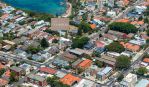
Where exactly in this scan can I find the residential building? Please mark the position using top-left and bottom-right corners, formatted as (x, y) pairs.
(120, 73), (137, 87)
(50, 18), (69, 31)
(96, 67), (113, 81)
(10, 66), (24, 77)
(77, 59), (92, 70)
(26, 74), (47, 87)
(0, 78), (8, 87)
(143, 58), (149, 64)
(75, 79), (96, 87)
(135, 79), (149, 87)
(19, 63), (32, 75)
(60, 74), (81, 86)
(39, 67), (57, 75)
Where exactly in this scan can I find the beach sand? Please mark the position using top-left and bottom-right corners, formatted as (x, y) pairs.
(62, 2), (72, 17)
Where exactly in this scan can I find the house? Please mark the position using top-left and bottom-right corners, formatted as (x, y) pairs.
(103, 34), (118, 41)
(3, 69), (11, 79)
(120, 42), (140, 52)
(77, 59), (92, 70)
(50, 18), (69, 31)
(96, 67), (113, 81)
(60, 74), (81, 86)
(72, 59), (83, 68)
(107, 52), (120, 58)
(116, 18), (129, 23)
(2, 40), (15, 46)
(143, 58), (149, 64)
(52, 58), (69, 67)
(19, 63), (32, 75)
(0, 78), (8, 87)
(106, 11), (116, 17)
(84, 42), (94, 50)
(74, 48), (93, 56)
(135, 6), (147, 14)
(108, 30), (127, 39)
(60, 52), (78, 62)
(10, 66), (24, 77)
(135, 79), (149, 87)
(129, 39), (146, 46)
(69, 49), (84, 57)
(39, 67), (57, 75)
(120, 73), (137, 87)
(0, 63), (5, 70)
(75, 79), (96, 87)
(26, 74), (47, 87)
(95, 40), (105, 48)
(97, 55), (116, 67)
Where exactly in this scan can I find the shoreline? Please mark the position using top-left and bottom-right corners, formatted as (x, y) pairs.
(62, 2), (72, 17)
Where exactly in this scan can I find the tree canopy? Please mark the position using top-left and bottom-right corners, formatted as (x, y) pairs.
(40, 38), (49, 48)
(108, 22), (137, 34)
(78, 21), (91, 35)
(146, 29), (149, 36)
(137, 67), (147, 75)
(26, 45), (42, 54)
(46, 76), (70, 87)
(115, 55), (131, 70)
(105, 41), (125, 53)
(72, 37), (89, 48)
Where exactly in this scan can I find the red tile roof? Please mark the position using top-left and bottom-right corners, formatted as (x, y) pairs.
(143, 58), (149, 63)
(78, 59), (92, 68)
(120, 42), (140, 52)
(39, 67), (57, 74)
(95, 41), (105, 48)
(60, 74), (81, 86)
(0, 63), (4, 70)
(116, 19), (129, 23)
(4, 70), (11, 77)
(90, 24), (96, 29)
(0, 78), (8, 86)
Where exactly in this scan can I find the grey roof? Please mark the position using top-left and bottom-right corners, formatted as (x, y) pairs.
(10, 66), (23, 72)
(72, 59), (83, 67)
(27, 74), (46, 82)
(69, 49), (83, 55)
(97, 67), (112, 76)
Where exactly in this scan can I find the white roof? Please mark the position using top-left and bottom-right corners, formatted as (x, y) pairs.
(75, 79), (95, 87)
(123, 73), (137, 82)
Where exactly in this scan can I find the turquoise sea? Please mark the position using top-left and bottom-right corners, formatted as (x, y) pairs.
(2, 0), (67, 15)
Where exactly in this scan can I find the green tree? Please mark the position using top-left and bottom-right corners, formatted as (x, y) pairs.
(94, 60), (103, 68)
(137, 67), (147, 75)
(52, 39), (59, 43)
(117, 74), (124, 82)
(71, 37), (89, 48)
(115, 55), (131, 70)
(78, 21), (91, 34)
(146, 29), (149, 36)
(9, 71), (18, 83)
(46, 76), (70, 87)
(27, 45), (42, 54)
(105, 41), (125, 53)
(92, 51), (101, 57)
(0, 69), (5, 77)
(40, 38), (49, 48)
(144, 17), (149, 23)
(108, 22), (137, 34)
(138, 16), (143, 21)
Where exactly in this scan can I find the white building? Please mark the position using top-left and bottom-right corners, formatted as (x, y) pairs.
(120, 73), (137, 87)
(19, 63), (32, 74)
(96, 67), (113, 81)
(107, 11), (116, 17)
(135, 6), (147, 14)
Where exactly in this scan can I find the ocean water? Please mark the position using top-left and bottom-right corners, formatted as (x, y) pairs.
(2, 0), (67, 15)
